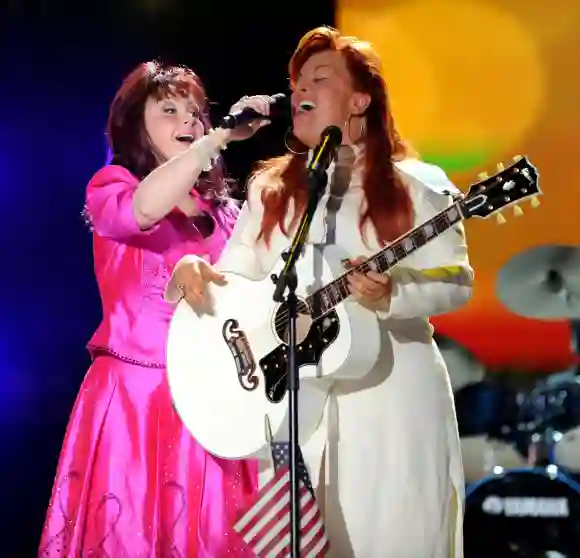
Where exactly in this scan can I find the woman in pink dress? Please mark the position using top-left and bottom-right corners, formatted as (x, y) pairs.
(39, 60), (273, 557)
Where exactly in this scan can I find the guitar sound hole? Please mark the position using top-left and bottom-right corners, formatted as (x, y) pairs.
(273, 298), (312, 344)
(263, 298), (312, 404)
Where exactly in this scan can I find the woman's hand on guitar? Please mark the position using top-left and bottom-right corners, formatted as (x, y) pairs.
(345, 256), (392, 311)
(173, 259), (226, 309)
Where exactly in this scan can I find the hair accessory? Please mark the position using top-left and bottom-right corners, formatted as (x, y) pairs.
(145, 61), (158, 75)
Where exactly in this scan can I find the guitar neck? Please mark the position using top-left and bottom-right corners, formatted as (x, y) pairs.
(306, 202), (464, 319)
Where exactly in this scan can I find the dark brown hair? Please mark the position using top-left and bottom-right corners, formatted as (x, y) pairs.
(107, 60), (233, 203)
(255, 27), (414, 246)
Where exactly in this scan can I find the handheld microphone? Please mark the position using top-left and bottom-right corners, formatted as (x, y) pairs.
(219, 93), (289, 129)
(307, 126), (343, 175)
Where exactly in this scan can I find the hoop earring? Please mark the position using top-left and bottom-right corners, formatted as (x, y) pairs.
(347, 115), (366, 144)
(284, 127), (308, 155)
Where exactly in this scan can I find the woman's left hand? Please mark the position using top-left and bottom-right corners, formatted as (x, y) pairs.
(346, 256), (392, 311)
(226, 94), (273, 142)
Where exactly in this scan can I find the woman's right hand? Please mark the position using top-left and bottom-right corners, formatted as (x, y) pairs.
(227, 95), (273, 142)
(173, 259), (226, 309)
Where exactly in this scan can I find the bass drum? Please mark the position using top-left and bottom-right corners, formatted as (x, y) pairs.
(465, 468), (580, 557)
(455, 380), (526, 483)
(436, 334), (527, 483)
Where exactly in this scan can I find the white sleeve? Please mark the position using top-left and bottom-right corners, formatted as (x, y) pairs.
(214, 178), (268, 280)
(376, 161), (474, 320)
(164, 174), (270, 302)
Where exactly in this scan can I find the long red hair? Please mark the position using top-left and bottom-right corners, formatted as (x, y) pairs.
(255, 27), (415, 246)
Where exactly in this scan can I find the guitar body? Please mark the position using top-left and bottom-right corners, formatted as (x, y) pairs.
(167, 155), (540, 460)
(166, 244), (381, 460)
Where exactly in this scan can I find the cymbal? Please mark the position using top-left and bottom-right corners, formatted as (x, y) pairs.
(496, 244), (580, 320)
(435, 334), (485, 391)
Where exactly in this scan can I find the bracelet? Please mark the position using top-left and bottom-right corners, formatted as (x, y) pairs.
(192, 129), (229, 172)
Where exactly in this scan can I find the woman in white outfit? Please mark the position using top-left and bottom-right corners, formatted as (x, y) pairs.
(170, 26), (473, 558)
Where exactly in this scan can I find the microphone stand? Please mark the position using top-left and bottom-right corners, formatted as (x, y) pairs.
(571, 319), (580, 375)
(272, 168), (328, 558)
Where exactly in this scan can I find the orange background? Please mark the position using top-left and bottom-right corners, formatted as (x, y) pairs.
(338, 0), (580, 372)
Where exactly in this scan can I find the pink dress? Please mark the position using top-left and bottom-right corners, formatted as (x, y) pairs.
(39, 165), (258, 557)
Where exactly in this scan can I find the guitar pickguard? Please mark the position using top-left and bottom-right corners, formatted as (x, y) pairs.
(259, 310), (340, 403)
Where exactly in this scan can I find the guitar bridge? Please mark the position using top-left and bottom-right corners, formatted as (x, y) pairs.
(222, 319), (259, 392)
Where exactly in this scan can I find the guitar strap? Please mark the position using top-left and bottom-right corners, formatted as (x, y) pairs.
(309, 152), (352, 311)
(324, 150), (353, 244)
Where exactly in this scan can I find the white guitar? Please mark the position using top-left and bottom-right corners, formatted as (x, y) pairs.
(166, 157), (540, 460)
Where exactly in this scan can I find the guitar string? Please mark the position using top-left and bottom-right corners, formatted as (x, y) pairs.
(271, 209), (454, 330)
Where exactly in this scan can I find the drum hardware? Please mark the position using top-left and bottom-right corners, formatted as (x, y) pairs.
(524, 429), (562, 468)
(514, 376), (580, 477)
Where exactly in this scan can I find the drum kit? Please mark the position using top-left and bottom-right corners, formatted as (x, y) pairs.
(441, 244), (580, 557)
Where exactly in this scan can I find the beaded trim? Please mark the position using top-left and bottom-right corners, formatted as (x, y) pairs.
(89, 346), (165, 369)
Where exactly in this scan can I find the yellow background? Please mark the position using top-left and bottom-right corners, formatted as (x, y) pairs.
(338, 0), (580, 372)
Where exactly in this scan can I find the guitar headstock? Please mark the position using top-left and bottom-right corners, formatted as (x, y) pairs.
(458, 156), (541, 224)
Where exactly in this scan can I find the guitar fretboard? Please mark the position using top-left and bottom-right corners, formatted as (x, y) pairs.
(306, 202), (464, 319)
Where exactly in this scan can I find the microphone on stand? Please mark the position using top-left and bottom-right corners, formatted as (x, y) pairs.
(270, 124), (342, 557)
(307, 125), (343, 176)
(219, 93), (289, 129)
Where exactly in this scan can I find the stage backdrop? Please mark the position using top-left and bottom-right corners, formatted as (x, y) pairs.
(338, 0), (580, 372)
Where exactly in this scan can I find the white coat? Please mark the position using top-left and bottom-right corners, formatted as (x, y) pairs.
(175, 151), (472, 557)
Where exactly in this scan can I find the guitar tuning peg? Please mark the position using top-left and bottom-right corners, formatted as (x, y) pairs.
(478, 171), (488, 180)
(530, 196), (540, 208)
(512, 155), (522, 162)
(513, 205), (524, 217)
(496, 213), (507, 225)
(497, 162), (505, 172)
